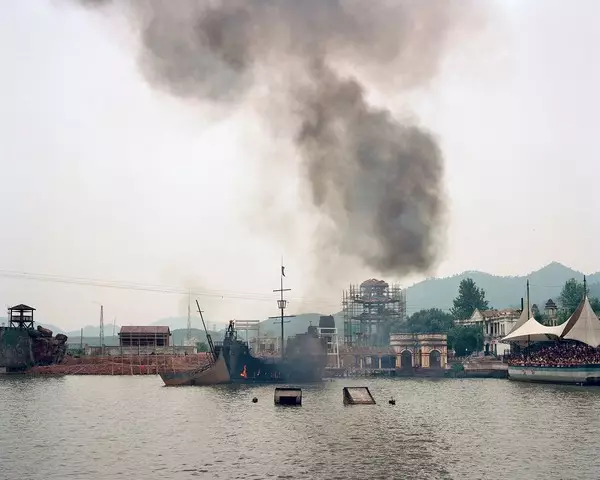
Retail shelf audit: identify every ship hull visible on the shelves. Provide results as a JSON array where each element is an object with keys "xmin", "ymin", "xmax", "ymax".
[
  {"xmin": 508, "ymin": 365, "xmax": 600, "ymax": 385},
  {"xmin": 160, "ymin": 353, "xmax": 231, "ymax": 386}
]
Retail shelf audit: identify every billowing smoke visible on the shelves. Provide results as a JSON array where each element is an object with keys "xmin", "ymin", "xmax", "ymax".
[{"xmin": 72, "ymin": 0, "xmax": 479, "ymax": 276}]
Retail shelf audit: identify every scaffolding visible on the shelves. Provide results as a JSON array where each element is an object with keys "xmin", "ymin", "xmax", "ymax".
[{"xmin": 342, "ymin": 279, "xmax": 406, "ymax": 347}]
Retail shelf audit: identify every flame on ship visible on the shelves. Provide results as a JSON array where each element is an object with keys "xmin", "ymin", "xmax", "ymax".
[{"xmin": 240, "ymin": 365, "xmax": 247, "ymax": 378}]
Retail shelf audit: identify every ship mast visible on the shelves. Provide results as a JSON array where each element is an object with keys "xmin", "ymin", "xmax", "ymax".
[
  {"xmin": 196, "ymin": 300, "xmax": 215, "ymax": 362},
  {"xmin": 272, "ymin": 261, "xmax": 294, "ymax": 359}
]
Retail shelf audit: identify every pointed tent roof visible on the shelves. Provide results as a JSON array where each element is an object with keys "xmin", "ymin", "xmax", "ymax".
[
  {"xmin": 560, "ymin": 296, "xmax": 600, "ymax": 347},
  {"xmin": 502, "ymin": 316, "xmax": 564, "ymax": 343},
  {"xmin": 506, "ymin": 305, "xmax": 531, "ymax": 336}
]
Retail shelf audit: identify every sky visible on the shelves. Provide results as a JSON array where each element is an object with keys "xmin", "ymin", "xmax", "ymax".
[{"xmin": 1, "ymin": 0, "xmax": 599, "ymax": 331}]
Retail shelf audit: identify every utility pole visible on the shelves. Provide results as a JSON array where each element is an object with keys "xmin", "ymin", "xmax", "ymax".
[
  {"xmin": 270, "ymin": 263, "xmax": 295, "ymax": 358},
  {"xmin": 99, "ymin": 304, "xmax": 104, "ymax": 355},
  {"xmin": 526, "ymin": 280, "xmax": 530, "ymax": 318},
  {"xmin": 186, "ymin": 290, "xmax": 192, "ymax": 346}
]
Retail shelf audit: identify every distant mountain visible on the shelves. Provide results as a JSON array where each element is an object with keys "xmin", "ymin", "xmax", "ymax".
[
  {"xmin": 151, "ymin": 316, "xmax": 218, "ymax": 331},
  {"xmin": 0, "ymin": 316, "xmax": 66, "ymax": 334},
  {"xmin": 42, "ymin": 262, "xmax": 600, "ymax": 337},
  {"xmin": 252, "ymin": 313, "xmax": 344, "ymax": 339},
  {"xmin": 158, "ymin": 314, "xmax": 343, "ymax": 343},
  {"xmin": 404, "ymin": 262, "xmax": 599, "ymax": 314},
  {"xmin": 66, "ymin": 325, "xmax": 121, "ymax": 338},
  {"xmin": 38, "ymin": 324, "xmax": 67, "ymax": 335}
]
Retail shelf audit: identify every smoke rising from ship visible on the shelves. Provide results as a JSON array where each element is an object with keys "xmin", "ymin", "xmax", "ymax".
[{"xmin": 72, "ymin": 0, "xmax": 480, "ymax": 276}]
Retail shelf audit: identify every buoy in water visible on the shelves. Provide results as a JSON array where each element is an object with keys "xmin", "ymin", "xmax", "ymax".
[
  {"xmin": 389, "ymin": 398, "xmax": 396, "ymax": 405},
  {"xmin": 252, "ymin": 397, "xmax": 258, "ymax": 403}
]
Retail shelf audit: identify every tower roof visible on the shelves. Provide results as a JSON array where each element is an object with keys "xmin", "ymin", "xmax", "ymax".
[
  {"xmin": 8, "ymin": 304, "xmax": 35, "ymax": 311},
  {"xmin": 544, "ymin": 299, "xmax": 557, "ymax": 309},
  {"xmin": 360, "ymin": 278, "xmax": 389, "ymax": 288}
]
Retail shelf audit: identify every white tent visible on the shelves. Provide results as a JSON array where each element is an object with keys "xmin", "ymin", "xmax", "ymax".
[
  {"xmin": 501, "ymin": 316, "xmax": 564, "ymax": 344},
  {"xmin": 560, "ymin": 296, "xmax": 600, "ymax": 347},
  {"xmin": 505, "ymin": 305, "xmax": 531, "ymax": 336}
]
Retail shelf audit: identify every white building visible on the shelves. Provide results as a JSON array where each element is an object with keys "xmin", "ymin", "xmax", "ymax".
[{"xmin": 456, "ymin": 308, "xmax": 521, "ymax": 356}]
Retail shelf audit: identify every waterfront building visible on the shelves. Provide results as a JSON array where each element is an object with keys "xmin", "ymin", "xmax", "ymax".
[
  {"xmin": 338, "ymin": 333, "xmax": 448, "ymax": 371},
  {"xmin": 390, "ymin": 333, "xmax": 448, "ymax": 369},
  {"xmin": 544, "ymin": 299, "xmax": 559, "ymax": 325},
  {"xmin": 119, "ymin": 326, "xmax": 171, "ymax": 347},
  {"xmin": 456, "ymin": 308, "xmax": 520, "ymax": 356}
]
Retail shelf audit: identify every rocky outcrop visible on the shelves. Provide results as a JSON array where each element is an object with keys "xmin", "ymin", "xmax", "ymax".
[
  {"xmin": 37, "ymin": 325, "xmax": 53, "ymax": 337},
  {"xmin": 29, "ymin": 328, "xmax": 68, "ymax": 366},
  {"xmin": 1, "ymin": 326, "xmax": 68, "ymax": 372}
]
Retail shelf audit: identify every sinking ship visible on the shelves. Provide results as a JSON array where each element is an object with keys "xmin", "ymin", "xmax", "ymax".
[
  {"xmin": 160, "ymin": 319, "xmax": 327, "ymax": 386},
  {"xmin": 159, "ymin": 269, "xmax": 327, "ymax": 386}
]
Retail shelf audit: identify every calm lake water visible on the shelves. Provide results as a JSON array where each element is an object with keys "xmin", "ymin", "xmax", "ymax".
[{"xmin": 1, "ymin": 376, "xmax": 600, "ymax": 479}]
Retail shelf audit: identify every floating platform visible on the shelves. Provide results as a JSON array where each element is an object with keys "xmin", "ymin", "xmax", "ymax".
[
  {"xmin": 274, "ymin": 387, "xmax": 302, "ymax": 405},
  {"xmin": 343, "ymin": 386, "xmax": 376, "ymax": 405}
]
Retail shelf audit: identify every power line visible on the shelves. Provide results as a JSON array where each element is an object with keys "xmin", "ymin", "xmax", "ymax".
[
  {"xmin": 0, "ymin": 268, "xmax": 342, "ymax": 308},
  {"xmin": 3, "ymin": 268, "xmax": 565, "ymax": 314}
]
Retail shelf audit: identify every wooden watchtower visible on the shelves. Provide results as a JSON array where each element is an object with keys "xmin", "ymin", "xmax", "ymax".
[{"xmin": 8, "ymin": 304, "xmax": 35, "ymax": 329}]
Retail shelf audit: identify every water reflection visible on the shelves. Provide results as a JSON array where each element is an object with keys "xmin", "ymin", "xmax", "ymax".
[{"xmin": 1, "ymin": 376, "xmax": 600, "ymax": 479}]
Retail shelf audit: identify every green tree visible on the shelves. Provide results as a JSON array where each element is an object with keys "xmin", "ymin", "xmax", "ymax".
[
  {"xmin": 558, "ymin": 278, "xmax": 600, "ymax": 322},
  {"xmin": 451, "ymin": 278, "xmax": 489, "ymax": 320},
  {"xmin": 406, "ymin": 308, "xmax": 454, "ymax": 334},
  {"xmin": 196, "ymin": 341, "xmax": 209, "ymax": 352},
  {"xmin": 448, "ymin": 325, "xmax": 483, "ymax": 357}
]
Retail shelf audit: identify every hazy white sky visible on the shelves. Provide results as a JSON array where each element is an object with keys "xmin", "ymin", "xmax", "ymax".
[{"xmin": 1, "ymin": 0, "xmax": 599, "ymax": 330}]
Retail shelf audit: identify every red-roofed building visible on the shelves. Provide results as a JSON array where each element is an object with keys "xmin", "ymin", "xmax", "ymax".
[{"xmin": 118, "ymin": 326, "xmax": 171, "ymax": 347}]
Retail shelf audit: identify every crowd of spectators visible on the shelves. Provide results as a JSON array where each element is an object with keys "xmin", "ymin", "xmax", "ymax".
[{"xmin": 508, "ymin": 341, "xmax": 600, "ymax": 367}]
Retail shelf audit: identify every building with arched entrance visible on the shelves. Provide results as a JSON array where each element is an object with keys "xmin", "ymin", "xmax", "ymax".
[
  {"xmin": 337, "ymin": 333, "xmax": 448, "ymax": 375},
  {"xmin": 389, "ymin": 333, "xmax": 448, "ymax": 370}
]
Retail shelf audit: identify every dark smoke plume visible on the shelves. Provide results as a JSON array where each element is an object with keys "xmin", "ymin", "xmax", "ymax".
[{"xmin": 73, "ymin": 0, "xmax": 478, "ymax": 276}]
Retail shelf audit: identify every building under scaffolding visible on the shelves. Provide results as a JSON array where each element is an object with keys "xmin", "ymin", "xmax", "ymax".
[{"xmin": 342, "ymin": 279, "xmax": 406, "ymax": 347}]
